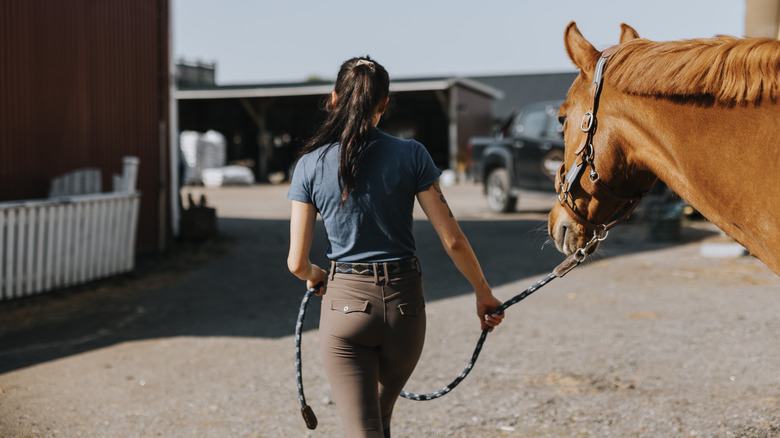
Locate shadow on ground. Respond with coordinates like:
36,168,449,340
0,215,718,373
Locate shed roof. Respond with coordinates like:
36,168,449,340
467,72,578,120
175,76,504,100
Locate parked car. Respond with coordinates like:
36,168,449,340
467,100,564,212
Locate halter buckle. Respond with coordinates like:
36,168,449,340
580,112,594,132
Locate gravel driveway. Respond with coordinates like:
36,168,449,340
0,184,778,437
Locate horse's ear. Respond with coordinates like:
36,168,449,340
619,23,640,43
564,21,599,72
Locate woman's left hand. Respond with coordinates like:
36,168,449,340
477,293,504,332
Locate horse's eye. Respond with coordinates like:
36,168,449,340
557,115,567,126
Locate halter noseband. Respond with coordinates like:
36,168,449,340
555,45,649,234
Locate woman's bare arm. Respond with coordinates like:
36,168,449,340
416,180,504,330
287,200,327,295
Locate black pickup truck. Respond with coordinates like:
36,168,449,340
467,100,565,212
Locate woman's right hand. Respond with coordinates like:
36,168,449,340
307,265,328,296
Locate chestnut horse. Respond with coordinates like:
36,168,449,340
548,22,780,276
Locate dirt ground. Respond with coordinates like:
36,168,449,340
0,183,778,438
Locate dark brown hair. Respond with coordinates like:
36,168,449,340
300,56,390,204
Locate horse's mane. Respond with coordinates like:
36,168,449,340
608,36,780,105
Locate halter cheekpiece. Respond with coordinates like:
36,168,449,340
555,45,650,234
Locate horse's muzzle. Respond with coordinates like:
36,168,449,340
548,206,600,256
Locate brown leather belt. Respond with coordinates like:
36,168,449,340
332,257,420,276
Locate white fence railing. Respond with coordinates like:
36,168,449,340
0,156,141,300
0,192,140,300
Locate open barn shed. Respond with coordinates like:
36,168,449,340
176,77,502,182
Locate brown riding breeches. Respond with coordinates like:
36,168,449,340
319,260,426,438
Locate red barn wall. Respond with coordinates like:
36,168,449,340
0,0,171,253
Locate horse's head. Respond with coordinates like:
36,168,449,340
548,22,657,256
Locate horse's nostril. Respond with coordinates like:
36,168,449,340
556,223,570,254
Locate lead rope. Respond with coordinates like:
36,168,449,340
399,270,556,400
293,233,604,429
294,285,319,429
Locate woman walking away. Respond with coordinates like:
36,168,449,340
287,55,504,438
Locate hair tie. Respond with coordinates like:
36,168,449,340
355,59,375,70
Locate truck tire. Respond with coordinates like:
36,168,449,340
486,168,517,213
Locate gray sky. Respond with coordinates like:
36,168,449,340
173,0,745,85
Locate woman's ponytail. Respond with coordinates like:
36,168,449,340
300,56,390,205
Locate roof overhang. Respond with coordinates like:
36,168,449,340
390,77,504,99
175,84,332,100
174,77,504,100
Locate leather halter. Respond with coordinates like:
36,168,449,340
555,45,649,233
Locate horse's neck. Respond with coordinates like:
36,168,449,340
636,101,780,275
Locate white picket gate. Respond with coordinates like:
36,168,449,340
0,194,140,299
0,157,141,300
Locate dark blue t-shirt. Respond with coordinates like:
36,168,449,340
287,128,441,262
